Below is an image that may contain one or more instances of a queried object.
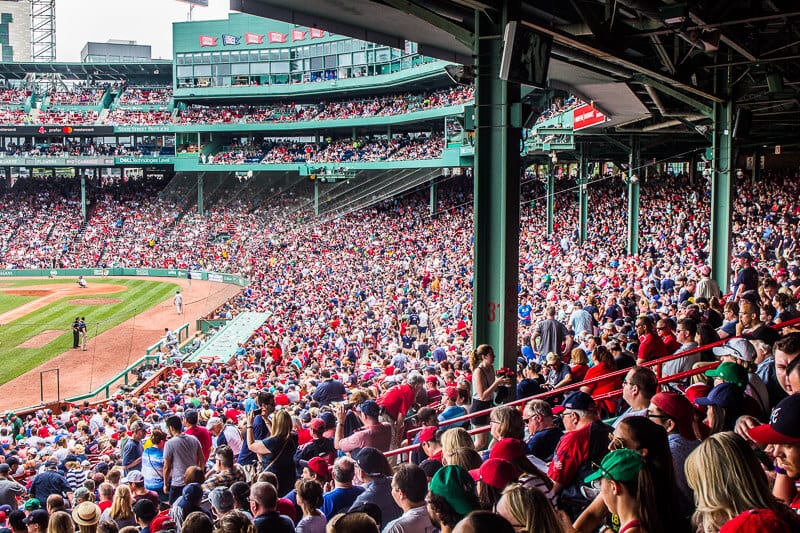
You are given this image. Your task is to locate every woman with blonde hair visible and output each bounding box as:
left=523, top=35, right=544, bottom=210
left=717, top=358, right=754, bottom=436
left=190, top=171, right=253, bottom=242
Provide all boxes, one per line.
left=497, top=484, right=564, bottom=533
left=47, top=511, right=74, bottom=533
left=570, top=348, right=589, bottom=382
left=99, top=485, right=137, bottom=528
left=469, top=344, right=509, bottom=449
left=246, top=408, right=297, bottom=496
left=684, top=431, right=800, bottom=532
left=440, top=427, right=474, bottom=464
left=445, top=447, right=483, bottom=470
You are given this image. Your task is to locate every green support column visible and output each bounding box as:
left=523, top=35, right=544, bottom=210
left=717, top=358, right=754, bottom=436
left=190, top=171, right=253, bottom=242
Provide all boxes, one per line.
left=472, top=1, right=521, bottom=376
left=546, top=164, right=554, bottom=235
left=752, top=148, right=760, bottom=185
left=710, top=68, right=734, bottom=292
left=429, top=179, right=437, bottom=218
left=627, top=136, right=641, bottom=255
left=688, top=155, right=696, bottom=185
left=578, top=146, right=588, bottom=245
left=80, top=174, right=87, bottom=223
left=197, top=173, right=204, bottom=214
left=315, top=180, right=320, bottom=216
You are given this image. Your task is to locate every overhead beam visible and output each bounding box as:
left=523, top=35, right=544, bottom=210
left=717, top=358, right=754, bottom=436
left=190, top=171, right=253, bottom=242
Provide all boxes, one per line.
left=379, top=0, right=474, bottom=47
left=523, top=20, right=723, bottom=103
left=632, top=74, right=714, bottom=117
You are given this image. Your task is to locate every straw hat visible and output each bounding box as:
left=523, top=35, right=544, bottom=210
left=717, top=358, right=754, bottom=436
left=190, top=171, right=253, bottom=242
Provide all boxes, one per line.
left=72, top=502, right=102, bottom=526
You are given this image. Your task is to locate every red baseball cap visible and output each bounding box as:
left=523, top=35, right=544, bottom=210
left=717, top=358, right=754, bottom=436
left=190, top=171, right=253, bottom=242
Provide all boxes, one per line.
left=309, top=418, right=325, bottom=432
left=418, top=426, right=438, bottom=444
left=426, top=375, right=438, bottom=384
left=300, top=456, right=330, bottom=480
left=650, top=392, right=695, bottom=440
left=470, top=458, right=518, bottom=489
left=719, top=509, right=795, bottom=533
left=489, top=438, right=526, bottom=462
left=444, top=386, right=459, bottom=400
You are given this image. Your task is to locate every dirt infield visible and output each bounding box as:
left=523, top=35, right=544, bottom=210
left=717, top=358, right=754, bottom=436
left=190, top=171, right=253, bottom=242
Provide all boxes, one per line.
left=68, top=298, right=123, bottom=305
left=0, top=277, right=243, bottom=410
left=18, top=330, right=65, bottom=348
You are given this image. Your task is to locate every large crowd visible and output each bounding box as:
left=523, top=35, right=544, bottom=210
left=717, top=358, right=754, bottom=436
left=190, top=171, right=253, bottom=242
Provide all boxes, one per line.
left=201, top=135, right=443, bottom=165
left=1, top=164, right=800, bottom=533
left=175, top=86, right=473, bottom=125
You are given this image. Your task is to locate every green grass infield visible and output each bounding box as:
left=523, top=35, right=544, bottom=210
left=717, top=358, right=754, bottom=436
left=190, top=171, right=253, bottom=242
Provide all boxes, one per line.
left=0, top=278, right=178, bottom=385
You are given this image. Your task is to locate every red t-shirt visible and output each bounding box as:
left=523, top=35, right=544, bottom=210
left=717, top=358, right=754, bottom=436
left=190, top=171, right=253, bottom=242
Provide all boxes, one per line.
left=637, top=333, right=668, bottom=362
left=377, top=383, right=415, bottom=419
left=582, top=363, right=622, bottom=414
left=570, top=364, right=589, bottom=382
left=185, top=426, right=213, bottom=462
left=548, top=422, right=592, bottom=486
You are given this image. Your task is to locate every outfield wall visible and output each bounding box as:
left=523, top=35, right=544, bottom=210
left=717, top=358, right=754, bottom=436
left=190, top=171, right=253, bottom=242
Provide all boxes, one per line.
left=0, top=268, right=249, bottom=287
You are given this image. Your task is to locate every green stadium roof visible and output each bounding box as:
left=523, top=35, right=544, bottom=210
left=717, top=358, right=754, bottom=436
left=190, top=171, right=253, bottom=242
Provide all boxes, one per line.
left=0, top=61, right=173, bottom=82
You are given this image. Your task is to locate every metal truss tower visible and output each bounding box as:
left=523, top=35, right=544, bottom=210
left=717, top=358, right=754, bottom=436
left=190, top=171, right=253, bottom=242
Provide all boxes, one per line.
left=30, top=0, right=55, bottom=62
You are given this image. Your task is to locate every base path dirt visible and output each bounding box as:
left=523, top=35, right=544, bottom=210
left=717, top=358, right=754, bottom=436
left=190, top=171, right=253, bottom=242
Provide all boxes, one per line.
left=0, top=277, right=243, bottom=410
left=0, top=284, right=127, bottom=324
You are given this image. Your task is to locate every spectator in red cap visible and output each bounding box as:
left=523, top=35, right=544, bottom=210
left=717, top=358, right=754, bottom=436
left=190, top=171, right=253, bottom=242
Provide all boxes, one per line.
left=293, top=418, right=335, bottom=476
left=437, top=386, right=467, bottom=431
left=490, top=438, right=555, bottom=506
left=547, top=391, right=612, bottom=511
left=470, top=458, right=518, bottom=511
left=748, top=393, right=800, bottom=510
left=685, top=431, right=800, bottom=532
left=418, top=426, right=443, bottom=462
left=647, top=392, right=700, bottom=516
left=425, top=376, right=442, bottom=405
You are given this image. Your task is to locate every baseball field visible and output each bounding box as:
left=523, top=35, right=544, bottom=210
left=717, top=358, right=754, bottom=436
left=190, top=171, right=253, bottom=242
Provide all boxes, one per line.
left=0, top=276, right=243, bottom=410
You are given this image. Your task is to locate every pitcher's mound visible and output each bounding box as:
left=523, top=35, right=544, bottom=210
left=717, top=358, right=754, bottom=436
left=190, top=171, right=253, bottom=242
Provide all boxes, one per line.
left=68, top=298, right=123, bottom=305
left=18, top=330, right=64, bottom=348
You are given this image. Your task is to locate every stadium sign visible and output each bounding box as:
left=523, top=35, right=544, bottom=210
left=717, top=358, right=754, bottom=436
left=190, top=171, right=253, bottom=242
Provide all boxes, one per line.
left=0, top=157, right=114, bottom=167
left=0, top=126, right=115, bottom=135
left=573, top=104, right=607, bottom=131
left=115, top=125, right=173, bottom=133
left=116, top=156, right=174, bottom=165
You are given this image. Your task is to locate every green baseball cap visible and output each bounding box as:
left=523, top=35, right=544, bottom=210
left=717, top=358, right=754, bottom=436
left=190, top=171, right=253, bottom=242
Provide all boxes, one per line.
left=24, top=497, right=41, bottom=511
left=584, top=449, right=644, bottom=484
left=428, top=465, right=479, bottom=516
left=705, top=361, right=748, bottom=388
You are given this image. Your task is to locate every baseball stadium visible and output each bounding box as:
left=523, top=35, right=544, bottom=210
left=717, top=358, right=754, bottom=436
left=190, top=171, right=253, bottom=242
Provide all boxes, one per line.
left=0, top=1, right=799, bottom=532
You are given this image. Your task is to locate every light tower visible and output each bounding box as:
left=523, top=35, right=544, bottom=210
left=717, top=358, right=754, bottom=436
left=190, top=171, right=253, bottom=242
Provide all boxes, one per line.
left=30, top=0, right=55, bottom=62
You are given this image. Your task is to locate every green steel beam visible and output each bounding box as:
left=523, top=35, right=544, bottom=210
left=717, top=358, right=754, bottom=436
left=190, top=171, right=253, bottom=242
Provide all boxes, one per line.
left=80, top=175, right=87, bottom=223
left=546, top=164, right=554, bottom=235
left=472, top=2, right=521, bottom=375
left=197, top=173, right=204, bottom=214
left=578, top=145, right=588, bottom=245
left=710, top=67, right=734, bottom=292
left=314, top=179, right=320, bottom=217
left=429, top=179, right=438, bottom=218
left=627, top=136, right=640, bottom=255
left=632, top=75, right=714, bottom=118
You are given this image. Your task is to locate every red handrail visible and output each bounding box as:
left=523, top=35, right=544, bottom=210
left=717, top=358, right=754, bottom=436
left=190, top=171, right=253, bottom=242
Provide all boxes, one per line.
left=399, top=316, right=800, bottom=440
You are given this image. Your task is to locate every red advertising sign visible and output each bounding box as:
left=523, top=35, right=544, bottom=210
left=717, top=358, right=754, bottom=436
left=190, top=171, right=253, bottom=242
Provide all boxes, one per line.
left=573, top=104, right=606, bottom=131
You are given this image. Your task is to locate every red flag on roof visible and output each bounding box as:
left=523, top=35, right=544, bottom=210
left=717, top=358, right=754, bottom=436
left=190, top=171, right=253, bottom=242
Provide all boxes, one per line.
left=291, top=29, right=306, bottom=41
left=310, top=28, right=325, bottom=38
left=245, top=32, right=264, bottom=45
left=199, top=35, right=217, bottom=47
left=269, top=32, right=287, bottom=43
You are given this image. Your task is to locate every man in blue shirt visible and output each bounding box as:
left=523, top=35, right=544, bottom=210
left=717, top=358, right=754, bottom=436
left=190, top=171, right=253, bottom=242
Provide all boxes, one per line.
left=321, top=457, right=364, bottom=520
left=312, top=369, right=346, bottom=406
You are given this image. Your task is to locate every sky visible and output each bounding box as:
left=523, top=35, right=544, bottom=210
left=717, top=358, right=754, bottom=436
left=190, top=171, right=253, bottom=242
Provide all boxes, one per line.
left=55, top=0, right=234, bottom=62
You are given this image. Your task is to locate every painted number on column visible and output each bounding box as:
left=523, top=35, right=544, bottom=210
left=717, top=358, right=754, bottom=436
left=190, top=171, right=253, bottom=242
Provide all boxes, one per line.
left=488, top=302, right=500, bottom=322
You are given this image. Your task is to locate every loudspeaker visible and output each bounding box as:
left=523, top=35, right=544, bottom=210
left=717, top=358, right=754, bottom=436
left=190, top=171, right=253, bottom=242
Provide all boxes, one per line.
left=732, top=108, right=752, bottom=140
